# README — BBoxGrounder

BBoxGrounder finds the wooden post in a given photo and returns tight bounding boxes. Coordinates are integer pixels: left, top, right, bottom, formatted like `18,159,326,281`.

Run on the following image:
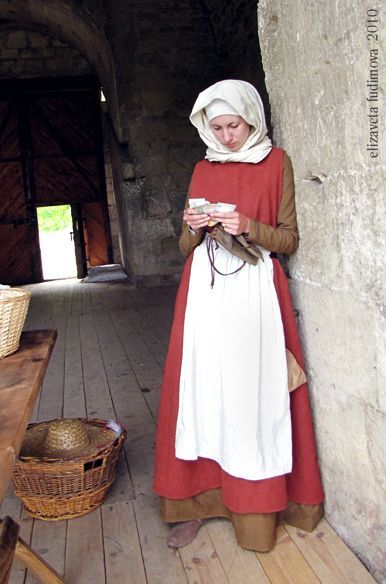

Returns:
1,517,65,584
14,536,65,584
0,516,19,584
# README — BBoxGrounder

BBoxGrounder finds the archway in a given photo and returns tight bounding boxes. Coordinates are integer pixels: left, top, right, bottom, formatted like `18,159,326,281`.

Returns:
0,1,121,284
0,0,120,137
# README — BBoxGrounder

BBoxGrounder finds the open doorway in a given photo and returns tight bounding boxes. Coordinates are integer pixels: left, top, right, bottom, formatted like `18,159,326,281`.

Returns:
37,205,77,280
0,77,114,285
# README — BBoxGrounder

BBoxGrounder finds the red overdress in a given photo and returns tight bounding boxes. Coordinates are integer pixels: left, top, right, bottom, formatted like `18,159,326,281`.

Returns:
153,148,324,548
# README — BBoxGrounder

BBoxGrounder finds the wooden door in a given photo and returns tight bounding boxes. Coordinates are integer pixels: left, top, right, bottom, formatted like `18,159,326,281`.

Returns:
83,201,110,267
71,204,87,279
0,77,112,285
0,99,42,285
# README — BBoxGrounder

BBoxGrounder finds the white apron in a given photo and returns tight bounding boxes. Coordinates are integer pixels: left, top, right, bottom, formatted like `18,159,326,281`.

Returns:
175,235,292,480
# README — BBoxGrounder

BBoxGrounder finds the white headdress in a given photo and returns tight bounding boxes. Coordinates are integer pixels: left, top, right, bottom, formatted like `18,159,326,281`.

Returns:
189,79,272,164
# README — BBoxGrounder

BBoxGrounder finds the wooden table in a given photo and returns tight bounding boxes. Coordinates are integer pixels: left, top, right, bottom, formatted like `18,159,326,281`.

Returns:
0,330,64,584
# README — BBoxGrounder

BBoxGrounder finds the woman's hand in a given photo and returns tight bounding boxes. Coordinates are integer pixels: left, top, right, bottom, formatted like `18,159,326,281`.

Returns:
209,211,251,236
183,207,210,232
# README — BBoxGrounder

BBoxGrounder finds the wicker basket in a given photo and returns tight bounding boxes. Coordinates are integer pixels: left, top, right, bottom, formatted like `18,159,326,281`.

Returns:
12,419,126,521
0,287,31,359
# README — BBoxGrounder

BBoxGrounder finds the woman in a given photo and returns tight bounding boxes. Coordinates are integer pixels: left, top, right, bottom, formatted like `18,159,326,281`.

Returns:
153,79,324,551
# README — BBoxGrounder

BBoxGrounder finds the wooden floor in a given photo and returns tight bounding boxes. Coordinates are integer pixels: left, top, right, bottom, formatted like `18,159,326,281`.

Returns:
2,278,375,584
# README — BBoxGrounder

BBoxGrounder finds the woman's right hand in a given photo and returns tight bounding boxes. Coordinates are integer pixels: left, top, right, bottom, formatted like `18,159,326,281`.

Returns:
183,207,210,232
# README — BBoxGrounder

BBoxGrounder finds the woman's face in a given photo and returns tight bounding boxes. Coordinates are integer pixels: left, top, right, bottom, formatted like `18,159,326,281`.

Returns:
209,115,251,151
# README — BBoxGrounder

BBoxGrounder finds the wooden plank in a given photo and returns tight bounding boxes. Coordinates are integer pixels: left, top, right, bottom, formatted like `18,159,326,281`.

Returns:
178,523,230,584
86,309,136,505
92,311,155,436
4,281,376,584
1,493,33,582
69,281,82,315
7,513,34,584
24,521,66,584
1,487,24,523
2,489,34,584
62,309,109,584
133,493,188,584
35,316,67,422
80,282,93,314
256,526,320,583
285,520,375,583
205,518,270,583
62,314,86,419
0,327,60,584
0,330,57,504
0,517,20,584
124,432,156,498
25,321,67,584
91,310,152,501
102,501,147,584
65,510,105,583
125,307,169,368
137,298,174,347
15,534,64,583
23,286,47,332
110,308,163,419
79,313,115,420
24,288,61,422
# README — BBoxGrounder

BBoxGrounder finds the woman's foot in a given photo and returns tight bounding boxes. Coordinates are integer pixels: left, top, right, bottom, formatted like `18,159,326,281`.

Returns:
167,519,205,548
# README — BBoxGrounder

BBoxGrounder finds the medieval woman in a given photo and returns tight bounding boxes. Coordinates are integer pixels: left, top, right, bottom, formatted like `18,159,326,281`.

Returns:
153,79,324,551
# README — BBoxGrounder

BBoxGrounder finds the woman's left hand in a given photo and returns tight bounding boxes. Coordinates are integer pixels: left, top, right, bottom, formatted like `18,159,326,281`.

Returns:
209,211,251,236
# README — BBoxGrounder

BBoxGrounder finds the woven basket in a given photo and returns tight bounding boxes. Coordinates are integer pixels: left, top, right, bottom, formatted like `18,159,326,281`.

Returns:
0,288,31,359
12,419,126,521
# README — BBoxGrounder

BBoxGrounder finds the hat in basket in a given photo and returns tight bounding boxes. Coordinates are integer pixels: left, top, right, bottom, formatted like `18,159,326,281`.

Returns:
20,418,123,460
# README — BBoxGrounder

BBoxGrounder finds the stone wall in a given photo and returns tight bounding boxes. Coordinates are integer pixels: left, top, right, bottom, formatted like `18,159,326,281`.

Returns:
101,0,213,285
0,0,266,285
99,0,266,285
258,2,385,581
0,30,90,78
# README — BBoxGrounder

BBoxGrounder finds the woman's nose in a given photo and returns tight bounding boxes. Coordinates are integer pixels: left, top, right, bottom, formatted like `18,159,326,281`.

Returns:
223,129,232,143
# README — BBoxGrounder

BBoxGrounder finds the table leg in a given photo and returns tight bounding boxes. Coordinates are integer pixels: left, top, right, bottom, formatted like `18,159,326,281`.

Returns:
0,516,20,584
0,517,65,584
14,537,65,584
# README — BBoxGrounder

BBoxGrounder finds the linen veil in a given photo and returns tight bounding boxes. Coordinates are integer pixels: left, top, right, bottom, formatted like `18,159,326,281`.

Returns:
189,79,272,164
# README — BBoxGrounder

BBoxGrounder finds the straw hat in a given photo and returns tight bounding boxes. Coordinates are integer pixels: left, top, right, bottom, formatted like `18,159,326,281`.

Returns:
20,418,122,460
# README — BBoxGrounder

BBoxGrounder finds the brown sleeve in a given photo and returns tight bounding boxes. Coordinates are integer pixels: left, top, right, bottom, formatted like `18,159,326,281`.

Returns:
246,152,299,254
178,192,205,257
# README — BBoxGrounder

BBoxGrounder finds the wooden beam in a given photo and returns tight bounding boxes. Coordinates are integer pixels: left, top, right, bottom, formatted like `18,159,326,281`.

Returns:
14,536,64,584
0,516,20,584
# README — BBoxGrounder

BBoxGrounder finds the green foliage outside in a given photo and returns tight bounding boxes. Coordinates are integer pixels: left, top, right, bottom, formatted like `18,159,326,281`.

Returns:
37,205,72,233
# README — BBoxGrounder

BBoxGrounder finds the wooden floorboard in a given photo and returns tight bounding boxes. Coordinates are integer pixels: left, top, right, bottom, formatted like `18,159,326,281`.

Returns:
206,518,270,583
1,278,376,584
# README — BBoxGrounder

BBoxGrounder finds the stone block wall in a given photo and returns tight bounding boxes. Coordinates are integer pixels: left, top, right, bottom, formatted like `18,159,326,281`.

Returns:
0,30,91,78
258,1,385,581
102,0,211,285
0,0,267,285
97,0,267,285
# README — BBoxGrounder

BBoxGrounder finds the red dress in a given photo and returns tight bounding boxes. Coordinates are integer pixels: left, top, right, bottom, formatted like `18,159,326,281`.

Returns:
153,148,324,550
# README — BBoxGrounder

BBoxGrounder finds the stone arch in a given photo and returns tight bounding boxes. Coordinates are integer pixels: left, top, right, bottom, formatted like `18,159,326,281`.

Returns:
0,0,120,137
